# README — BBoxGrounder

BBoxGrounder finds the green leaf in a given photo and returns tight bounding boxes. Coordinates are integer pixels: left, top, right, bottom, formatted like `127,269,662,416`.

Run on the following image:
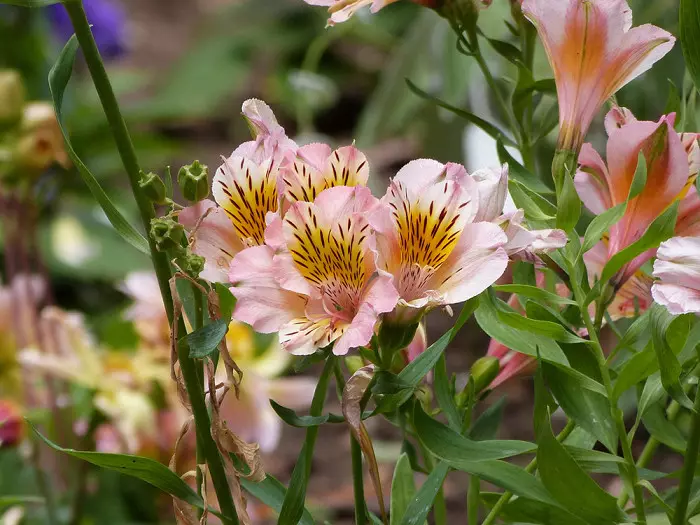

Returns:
406,79,517,147
185,319,228,359
665,80,683,126
215,283,236,322
0,496,44,509
496,139,553,194
613,341,657,400
638,374,666,421
579,203,626,258
475,291,569,367
642,399,687,453
534,371,627,525
269,400,342,428
469,397,505,441
650,304,695,411
30,424,216,516
414,404,535,461
543,363,617,452
49,36,150,256
399,462,449,525
241,475,315,525
481,493,588,525
434,354,460,431
484,36,523,65
628,151,648,200
681,0,700,92
556,168,581,232
493,284,577,306
390,454,417,525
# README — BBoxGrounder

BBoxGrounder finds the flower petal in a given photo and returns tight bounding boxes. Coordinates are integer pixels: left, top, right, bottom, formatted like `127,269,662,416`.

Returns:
576,142,613,215
471,164,508,222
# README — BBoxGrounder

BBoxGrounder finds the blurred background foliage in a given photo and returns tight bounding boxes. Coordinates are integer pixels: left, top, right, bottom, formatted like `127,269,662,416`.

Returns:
0,0,690,522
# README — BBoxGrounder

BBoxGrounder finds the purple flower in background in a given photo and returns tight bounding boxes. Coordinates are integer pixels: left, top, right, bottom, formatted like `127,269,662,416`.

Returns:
47,0,127,60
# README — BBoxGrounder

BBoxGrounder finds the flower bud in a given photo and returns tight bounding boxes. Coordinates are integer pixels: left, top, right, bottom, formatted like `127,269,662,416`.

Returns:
178,160,209,202
0,400,23,448
0,70,25,128
470,356,500,392
345,355,365,376
138,171,167,205
377,321,419,365
175,252,205,278
150,216,185,252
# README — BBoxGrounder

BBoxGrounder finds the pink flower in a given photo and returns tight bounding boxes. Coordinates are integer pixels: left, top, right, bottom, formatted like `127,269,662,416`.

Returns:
233,98,298,165
230,186,399,356
303,0,400,25
575,109,690,285
279,143,369,205
522,0,675,152
404,322,427,363
369,159,509,322
652,237,700,315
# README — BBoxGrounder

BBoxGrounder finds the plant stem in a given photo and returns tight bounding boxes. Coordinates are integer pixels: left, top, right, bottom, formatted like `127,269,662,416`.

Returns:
30,440,57,525
568,265,646,524
672,386,700,525
351,435,367,525
62,4,238,522
192,285,206,518
467,475,480,525
333,362,367,524
481,420,575,525
618,398,684,507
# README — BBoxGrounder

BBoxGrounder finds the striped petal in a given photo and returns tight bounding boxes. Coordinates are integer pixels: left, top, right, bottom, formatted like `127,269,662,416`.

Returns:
213,155,280,247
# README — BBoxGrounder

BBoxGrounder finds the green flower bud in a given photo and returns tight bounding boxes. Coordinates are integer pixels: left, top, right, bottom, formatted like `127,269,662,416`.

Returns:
470,356,500,393
345,356,365,376
150,216,185,252
175,252,205,278
377,321,419,358
138,171,167,205
178,160,209,202
0,70,25,129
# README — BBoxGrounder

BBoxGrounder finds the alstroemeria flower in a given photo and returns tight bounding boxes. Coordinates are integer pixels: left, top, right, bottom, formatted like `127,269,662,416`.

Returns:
652,237,700,315
575,109,690,285
522,0,675,152
279,143,369,205
303,0,400,25
230,185,399,355
370,159,508,322
0,399,22,448
471,165,567,261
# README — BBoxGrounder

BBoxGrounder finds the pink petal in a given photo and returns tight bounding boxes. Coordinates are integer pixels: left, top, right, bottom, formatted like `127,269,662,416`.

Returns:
430,222,509,305
677,186,700,237
296,142,332,172
604,105,637,135
322,145,370,188
181,204,245,283
471,164,509,222
652,282,700,315
229,246,306,333
332,302,379,356
576,143,613,215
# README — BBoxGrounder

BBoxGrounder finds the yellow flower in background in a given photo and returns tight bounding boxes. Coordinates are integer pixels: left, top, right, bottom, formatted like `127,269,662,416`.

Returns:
14,102,70,173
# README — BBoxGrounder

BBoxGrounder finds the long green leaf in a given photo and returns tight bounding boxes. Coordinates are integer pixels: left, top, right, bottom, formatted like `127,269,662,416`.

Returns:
434,354,460,431
681,0,700,91
31,424,215,516
240,475,315,525
579,203,626,258
269,400,343,428
49,36,150,255
493,284,577,306
406,79,517,147
399,462,449,525
391,454,417,525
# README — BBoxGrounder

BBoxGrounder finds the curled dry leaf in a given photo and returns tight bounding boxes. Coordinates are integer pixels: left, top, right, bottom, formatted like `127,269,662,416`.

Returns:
168,417,199,525
341,364,388,524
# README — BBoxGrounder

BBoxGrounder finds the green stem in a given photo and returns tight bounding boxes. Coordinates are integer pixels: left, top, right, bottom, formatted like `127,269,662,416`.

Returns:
333,362,367,524
31,440,57,525
467,476,480,525
70,409,101,525
62,4,238,522
481,420,575,525
351,435,367,525
568,264,645,524
672,387,700,525
618,398,684,507
192,286,206,518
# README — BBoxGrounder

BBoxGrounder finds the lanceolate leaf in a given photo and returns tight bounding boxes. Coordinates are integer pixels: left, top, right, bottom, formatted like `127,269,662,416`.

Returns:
405,79,517,147
185,319,228,358
31,424,217,517
579,203,626,258
240,475,315,525
680,0,700,91
493,285,577,307
390,454,417,525
49,37,150,255
399,462,449,525
270,401,344,428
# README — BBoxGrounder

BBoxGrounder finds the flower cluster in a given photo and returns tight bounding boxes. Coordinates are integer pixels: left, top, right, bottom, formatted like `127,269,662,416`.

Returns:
184,100,566,357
